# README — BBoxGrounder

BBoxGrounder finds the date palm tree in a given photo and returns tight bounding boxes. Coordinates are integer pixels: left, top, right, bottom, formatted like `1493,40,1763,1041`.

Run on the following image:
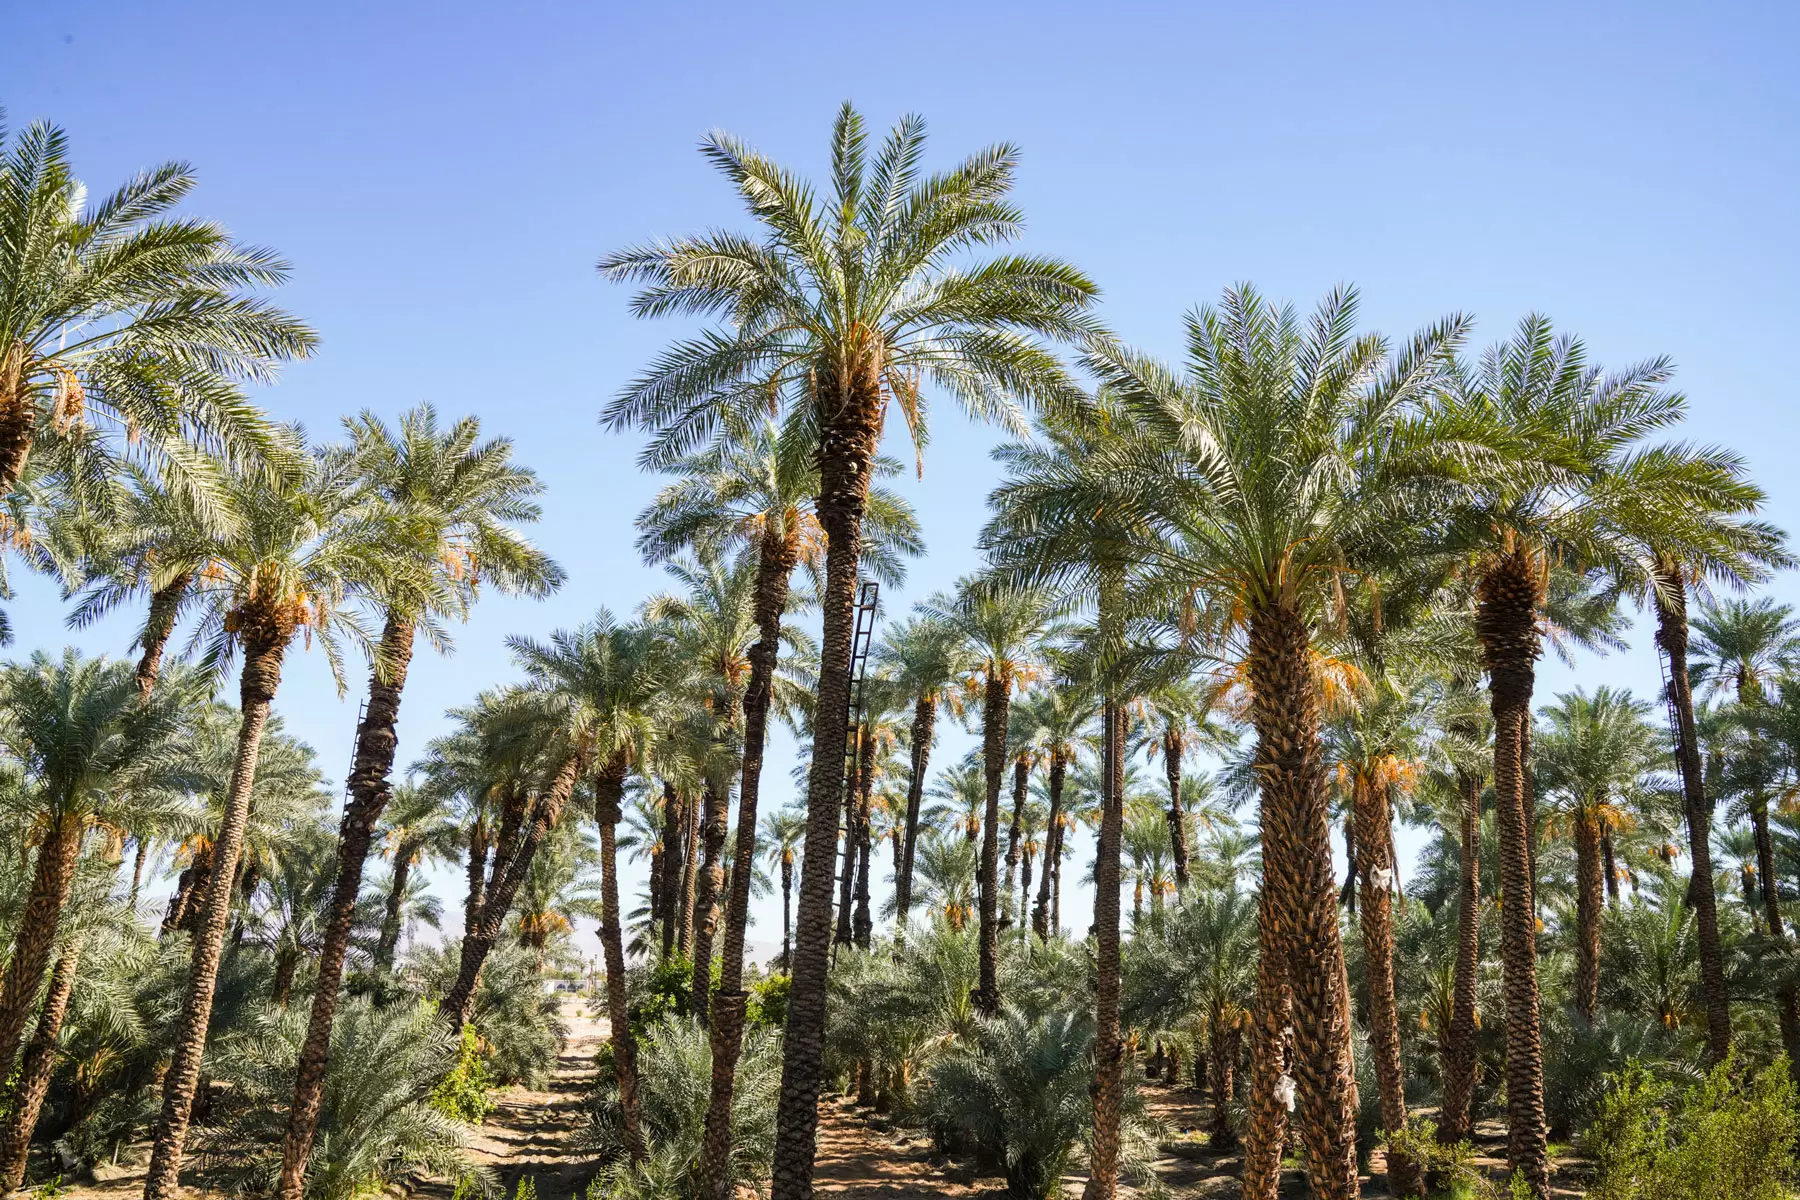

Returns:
373,781,464,970
278,404,560,1200
918,577,1052,1014
506,612,672,1162
0,111,315,497
142,449,386,1200
1085,285,1475,1200
1138,678,1226,895
1443,318,1780,1195
599,104,1099,1197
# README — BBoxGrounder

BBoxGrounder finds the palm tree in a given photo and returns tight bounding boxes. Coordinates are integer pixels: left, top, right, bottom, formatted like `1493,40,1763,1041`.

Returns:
599,105,1099,1198
278,405,559,1200
373,781,464,969
142,451,384,1200
0,650,197,1184
1535,687,1660,1021
1139,679,1224,895
1444,319,1776,1195
0,112,315,496
1082,286,1476,1200
761,807,808,971
876,614,970,936
1020,685,1088,941
506,612,671,1162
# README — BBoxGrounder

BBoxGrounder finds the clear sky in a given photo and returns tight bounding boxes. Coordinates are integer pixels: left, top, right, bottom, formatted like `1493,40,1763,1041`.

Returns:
6,0,1798,963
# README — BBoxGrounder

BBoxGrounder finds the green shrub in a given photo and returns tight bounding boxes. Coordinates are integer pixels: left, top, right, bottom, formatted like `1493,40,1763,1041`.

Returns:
1585,1056,1800,1200
1380,1121,1496,1200
747,973,789,1030
431,1023,495,1123
627,955,694,1029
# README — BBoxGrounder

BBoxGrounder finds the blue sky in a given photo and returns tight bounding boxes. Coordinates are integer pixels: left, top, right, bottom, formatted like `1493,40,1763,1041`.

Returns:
6,0,1798,961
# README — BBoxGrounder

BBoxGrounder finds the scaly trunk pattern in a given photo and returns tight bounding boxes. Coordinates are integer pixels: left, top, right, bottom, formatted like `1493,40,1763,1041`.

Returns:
1033,750,1066,941
1438,765,1483,1145
1086,697,1126,1200
595,762,646,1161
1004,754,1030,930
0,814,83,1082
1574,813,1603,1022
894,694,937,936
375,849,414,971
0,930,84,1190
691,780,728,1026
977,674,1009,1016
1164,728,1190,893
1353,772,1421,1197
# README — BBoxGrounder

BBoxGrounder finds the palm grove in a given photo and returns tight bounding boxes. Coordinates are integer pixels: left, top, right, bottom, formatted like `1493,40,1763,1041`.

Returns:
1,100,1797,1200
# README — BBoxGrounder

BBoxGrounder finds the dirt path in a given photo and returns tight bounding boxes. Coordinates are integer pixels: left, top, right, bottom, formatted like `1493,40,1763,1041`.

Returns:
811,1097,997,1198
457,999,607,1200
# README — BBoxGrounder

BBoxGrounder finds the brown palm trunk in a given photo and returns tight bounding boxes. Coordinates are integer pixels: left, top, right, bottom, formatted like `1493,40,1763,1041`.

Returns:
660,782,683,959
442,756,581,1028
780,860,794,971
130,836,150,908
680,788,700,958
1574,813,1602,1022
0,354,37,496
135,574,192,698
1208,1016,1237,1149
1475,547,1550,1199
271,950,300,1006
1353,773,1421,1196
1342,810,1359,913
1243,876,1292,1200
977,675,1009,1016
1244,601,1359,1200
1034,750,1065,941
375,850,414,971
852,757,875,948
691,779,728,1026
0,928,84,1190
0,815,84,1082
770,356,884,1200
1439,766,1482,1145
1165,728,1190,893
463,815,488,943
1086,695,1126,1200
1653,565,1731,1062
594,762,646,1161
1004,754,1030,932
143,631,289,1200
698,527,796,1198
278,616,417,1200
895,694,937,936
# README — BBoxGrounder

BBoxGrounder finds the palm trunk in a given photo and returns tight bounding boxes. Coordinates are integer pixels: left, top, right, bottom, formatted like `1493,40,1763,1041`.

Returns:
691,780,728,1026
1243,877,1292,1200
0,927,83,1190
680,789,700,958
143,632,289,1200
977,675,1009,1016
660,782,683,960
1243,602,1360,1200
594,762,646,1161
1342,810,1359,913
698,528,795,1199
0,815,84,1082
1034,750,1065,941
0,354,37,497
1208,1017,1236,1149
278,616,416,1200
1164,729,1190,893
442,757,581,1028
1353,773,1420,1197
781,860,794,971
770,358,883,1200
1600,832,1621,907
271,949,300,1006
1574,813,1602,1022
1004,755,1029,932
463,815,488,943
130,836,150,909
135,574,192,699
1086,694,1126,1200
1019,842,1033,944
852,775,874,949
1653,564,1732,1062
835,740,862,947
376,851,414,971
895,695,937,937
1439,766,1482,1146
1475,546,1550,1199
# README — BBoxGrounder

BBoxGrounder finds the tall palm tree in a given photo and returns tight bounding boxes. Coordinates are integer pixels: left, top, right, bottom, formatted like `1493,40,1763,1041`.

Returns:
374,781,464,969
920,577,1052,1015
142,450,384,1200
1139,678,1224,895
506,612,671,1162
599,105,1099,1198
279,405,559,1200
0,112,315,497
876,614,970,935
1020,685,1088,941
1535,686,1659,1021
761,806,808,971
1444,318,1774,1195
1086,286,1475,1200
0,650,197,1182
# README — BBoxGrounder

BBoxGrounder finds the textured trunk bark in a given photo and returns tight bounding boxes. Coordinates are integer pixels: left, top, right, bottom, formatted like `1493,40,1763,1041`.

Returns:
0,358,37,497
852,756,875,948
680,787,700,958
1086,695,1126,1200
1034,751,1065,941
1243,873,1291,1200
463,815,488,944
1245,602,1359,1200
135,574,192,699
592,763,645,1161
1165,728,1190,893
442,756,581,1028
1574,814,1603,1022
1208,1019,1236,1148
130,836,150,909
1004,755,1030,931
977,675,1009,1016
0,815,83,1082
1476,547,1550,1199
279,616,416,1200
771,354,883,1200
143,633,288,1200
781,862,794,971
1438,766,1482,1146
698,526,795,1199
0,929,84,1190
1342,810,1358,913
894,695,937,937
271,950,300,1006
1353,774,1420,1196
1600,831,1620,907
659,782,682,960
690,780,728,1026
375,851,413,971
1653,566,1731,1063
834,741,862,947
